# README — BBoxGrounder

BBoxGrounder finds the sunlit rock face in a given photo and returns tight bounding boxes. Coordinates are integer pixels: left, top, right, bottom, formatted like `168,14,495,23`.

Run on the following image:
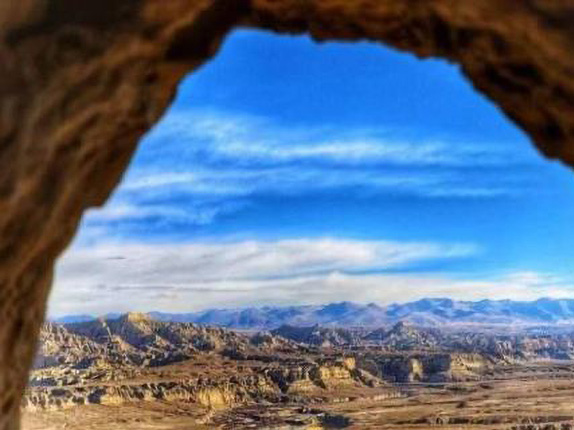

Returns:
25,317,393,413
1,0,574,427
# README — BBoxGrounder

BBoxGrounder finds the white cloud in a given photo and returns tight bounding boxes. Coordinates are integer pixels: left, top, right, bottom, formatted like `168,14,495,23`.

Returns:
145,109,518,168
132,110,531,196
48,264,574,318
74,109,536,239
85,201,239,225
47,110,559,317
49,237,478,316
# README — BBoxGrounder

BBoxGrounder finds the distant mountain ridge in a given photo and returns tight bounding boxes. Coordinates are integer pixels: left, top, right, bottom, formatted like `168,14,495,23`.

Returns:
53,298,574,329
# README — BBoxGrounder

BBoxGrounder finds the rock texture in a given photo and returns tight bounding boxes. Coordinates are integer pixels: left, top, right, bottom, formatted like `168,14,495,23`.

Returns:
357,353,489,383
271,321,574,369
27,315,574,426
26,315,574,429
33,312,249,371
25,315,395,413
1,1,574,428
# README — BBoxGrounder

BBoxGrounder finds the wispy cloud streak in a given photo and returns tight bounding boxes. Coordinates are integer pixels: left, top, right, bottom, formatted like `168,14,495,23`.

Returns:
77,110,539,242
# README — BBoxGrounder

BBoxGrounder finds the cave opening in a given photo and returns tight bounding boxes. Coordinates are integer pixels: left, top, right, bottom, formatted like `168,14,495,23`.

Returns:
25,29,574,429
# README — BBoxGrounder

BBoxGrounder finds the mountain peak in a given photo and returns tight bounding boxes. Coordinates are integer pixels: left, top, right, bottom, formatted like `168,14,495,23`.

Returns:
389,320,411,333
55,298,574,331
119,312,152,324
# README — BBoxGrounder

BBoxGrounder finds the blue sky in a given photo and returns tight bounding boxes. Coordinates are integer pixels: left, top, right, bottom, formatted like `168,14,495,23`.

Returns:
49,30,574,316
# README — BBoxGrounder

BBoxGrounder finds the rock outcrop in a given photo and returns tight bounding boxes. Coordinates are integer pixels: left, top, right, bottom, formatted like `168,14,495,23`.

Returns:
25,375,270,412
33,313,263,372
26,314,574,430
2,2,574,427
365,321,441,350
271,324,364,347
358,352,489,383
26,315,394,413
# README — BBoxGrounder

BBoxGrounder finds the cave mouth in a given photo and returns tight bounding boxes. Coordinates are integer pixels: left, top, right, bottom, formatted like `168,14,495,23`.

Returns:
23,28,574,429
47,28,574,318
3,1,574,428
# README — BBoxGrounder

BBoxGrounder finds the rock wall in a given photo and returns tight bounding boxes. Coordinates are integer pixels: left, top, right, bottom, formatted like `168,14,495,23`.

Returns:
359,353,488,383
24,358,383,412
1,1,574,428
24,376,261,411
263,356,375,394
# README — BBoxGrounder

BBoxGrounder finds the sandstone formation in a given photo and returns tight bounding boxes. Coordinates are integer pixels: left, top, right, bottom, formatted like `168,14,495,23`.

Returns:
25,315,397,415
33,312,249,371
26,315,574,413
24,314,574,429
271,324,364,347
357,352,489,383
2,1,574,427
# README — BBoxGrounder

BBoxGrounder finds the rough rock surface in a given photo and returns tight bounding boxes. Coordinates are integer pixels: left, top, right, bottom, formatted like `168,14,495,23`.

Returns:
33,312,250,371
25,316,393,413
1,1,574,427
358,353,489,383
24,315,574,428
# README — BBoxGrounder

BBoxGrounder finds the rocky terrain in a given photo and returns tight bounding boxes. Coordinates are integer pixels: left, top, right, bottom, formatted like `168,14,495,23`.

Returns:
25,314,398,413
23,313,574,429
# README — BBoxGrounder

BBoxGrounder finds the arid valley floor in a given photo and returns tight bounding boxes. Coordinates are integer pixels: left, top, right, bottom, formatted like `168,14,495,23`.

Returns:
22,311,574,430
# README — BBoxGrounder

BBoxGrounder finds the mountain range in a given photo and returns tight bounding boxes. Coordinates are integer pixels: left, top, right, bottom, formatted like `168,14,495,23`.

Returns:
53,297,574,329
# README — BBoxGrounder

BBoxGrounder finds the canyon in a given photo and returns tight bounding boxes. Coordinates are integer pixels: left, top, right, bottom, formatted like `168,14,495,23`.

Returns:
22,312,574,429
